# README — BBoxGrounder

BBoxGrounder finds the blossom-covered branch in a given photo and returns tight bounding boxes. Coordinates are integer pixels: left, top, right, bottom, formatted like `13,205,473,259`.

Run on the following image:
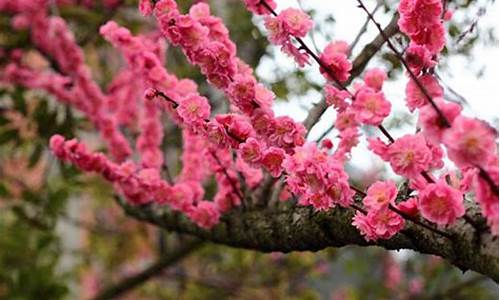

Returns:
1,0,497,280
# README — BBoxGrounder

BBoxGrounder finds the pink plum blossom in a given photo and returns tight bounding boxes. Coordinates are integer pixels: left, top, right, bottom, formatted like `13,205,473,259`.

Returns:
324,84,350,112
353,208,405,241
335,109,359,131
278,8,313,38
352,88,391,126
442,116,498,169
188,201,220,229
417,181,465,225
363,180,398,210
418,98,462,143
369,134,433,179
319,41,352,82
405,74,443,112
238,137,264,165
396,197,419,216
261,147,286,177
177,94,211,128
264,16,288,45
405,43,435,74
363,68,387,91
281,40,310,67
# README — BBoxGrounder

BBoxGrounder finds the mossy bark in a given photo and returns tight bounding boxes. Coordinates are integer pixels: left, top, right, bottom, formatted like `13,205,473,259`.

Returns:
116,197,498,282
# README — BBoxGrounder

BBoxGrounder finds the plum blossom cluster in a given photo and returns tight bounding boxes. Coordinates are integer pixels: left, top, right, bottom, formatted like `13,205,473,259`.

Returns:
368,133,444,181
243,0,498,239
417,179,465,225
245,0,353,83
399,0,447,121
2,0,498,241
100,20,265,217
148,0,308,178
49,135,221,229
395,0,499,232
441,117,499,231
398,0,446,55
353,181,405,241
244,1,391,165
283,143,354,210
263,8,313,67
2,9,132,162
321,67,391,163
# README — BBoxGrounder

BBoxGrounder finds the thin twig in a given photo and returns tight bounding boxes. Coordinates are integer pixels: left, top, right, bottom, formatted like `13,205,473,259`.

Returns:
416,275,485,300
152,90,179,108
456,7,486,44
90,239,203,300
349,186,453,240
349,3,382,56
209,151,245,204
260,0,397,145
302,13,400,131
389,204,453,239
296,0,320,53
355,0,451,128
258,1,456,238
315,123,335,143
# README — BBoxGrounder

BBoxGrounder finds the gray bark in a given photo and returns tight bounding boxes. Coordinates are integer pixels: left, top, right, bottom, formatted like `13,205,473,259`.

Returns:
116,197,498,282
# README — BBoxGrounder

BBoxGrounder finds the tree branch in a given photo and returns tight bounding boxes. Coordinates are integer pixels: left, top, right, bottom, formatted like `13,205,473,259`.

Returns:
349,2,382,56
90,239,204,300
115,197,498,282
416,275,486,300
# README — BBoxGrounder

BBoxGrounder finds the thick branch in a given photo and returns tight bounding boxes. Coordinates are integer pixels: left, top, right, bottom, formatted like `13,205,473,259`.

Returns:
90,239,204,300
303,13,400,131
116,198,498,282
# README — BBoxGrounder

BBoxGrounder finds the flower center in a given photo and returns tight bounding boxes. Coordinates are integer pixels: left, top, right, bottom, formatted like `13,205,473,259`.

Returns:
365,96,379,112
188,102,199,113
431,196,447,215
464,136,479,154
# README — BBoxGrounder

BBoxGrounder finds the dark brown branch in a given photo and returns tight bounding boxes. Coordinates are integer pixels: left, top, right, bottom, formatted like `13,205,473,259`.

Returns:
90,239,204,300
477,165,499,197
116,197,498,282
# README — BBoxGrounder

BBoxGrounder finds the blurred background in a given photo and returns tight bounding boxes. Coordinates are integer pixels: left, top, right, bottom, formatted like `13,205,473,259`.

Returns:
0,0,498,299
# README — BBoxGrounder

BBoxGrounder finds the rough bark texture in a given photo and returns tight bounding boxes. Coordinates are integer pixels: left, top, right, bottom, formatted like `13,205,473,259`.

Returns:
116,197,498,282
